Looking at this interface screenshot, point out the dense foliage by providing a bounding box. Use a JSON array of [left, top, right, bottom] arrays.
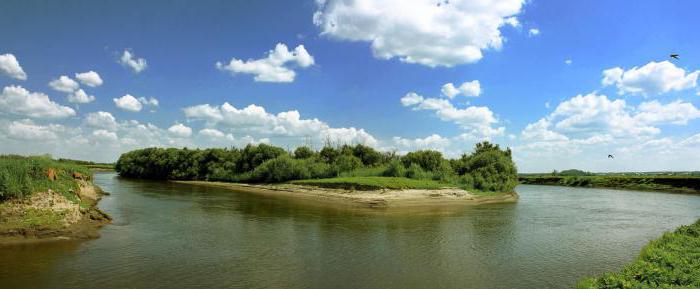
[[576, 219, 700, 288], [115, 141, 519, 192], [0, 155, 92, 201]]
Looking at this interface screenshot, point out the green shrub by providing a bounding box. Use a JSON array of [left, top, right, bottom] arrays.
[[293, 146, 315, 159], [405, 163, 429, 179], [334, 154, 362, 173], [383, 160, 406, 177], [401, 150, 445, 172]]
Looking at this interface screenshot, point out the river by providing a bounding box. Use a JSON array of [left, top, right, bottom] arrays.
[[1, 172, 699, 289]]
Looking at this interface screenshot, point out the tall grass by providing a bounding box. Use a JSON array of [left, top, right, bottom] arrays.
[[0, 155, 92, 201]]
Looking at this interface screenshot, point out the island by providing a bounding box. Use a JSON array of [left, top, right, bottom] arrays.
[[0, 155, 111, 244], [115, 141, 519, 208], [520, 169, 700, 194]]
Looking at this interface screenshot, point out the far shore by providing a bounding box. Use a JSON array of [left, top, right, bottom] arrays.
[[174, 181, 518, 209]]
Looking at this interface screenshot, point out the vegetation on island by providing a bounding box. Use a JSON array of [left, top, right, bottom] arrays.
[[519, 174, 700, 194], [576, 218, 700, 288], [115, 141, 519, 193]]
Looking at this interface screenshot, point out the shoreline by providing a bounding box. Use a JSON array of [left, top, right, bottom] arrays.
[[0, 182, 111, 246], [519, 176, 700, 194], [174, 180, 518, 209]]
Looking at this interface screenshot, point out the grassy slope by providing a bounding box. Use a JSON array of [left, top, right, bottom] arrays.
[[519, 175, 700, 194], [291, 176, 452, 190], [0, 156, 96, 235], [576, 219, 700, 288], [0, 155, 92, 201]]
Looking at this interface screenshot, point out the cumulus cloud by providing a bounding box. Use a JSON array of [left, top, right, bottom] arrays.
[[84, 111, 118, 131], [113, 94, 158, 112], [216, 43, 314, 83], [113, 94, 143, 112], [441, 80, 481, 98], [0, 85, 75, 118], [400, 92, 504, 138], [49, 75, 79, 93], [392, 134, 451, 151], [602, 61, 699, 95], [119, 50, 148, 73], [565, 59, 572, 65], [185, 102, 377, 146], [313, 0, 525, 67], [75, 71, 103, 87], [67, 89, 95, 104], [5, 119, 62, 140], [528, 28, 540, 36], [521, 93, 700, 146], [168, 123, 193, 138], [199, 128, 235, 141], [92, 129, 118, 142], [0, 53, 27, 80]]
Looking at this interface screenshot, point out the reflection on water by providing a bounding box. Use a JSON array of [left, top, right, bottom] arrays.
[[1, 173, 699, 289]]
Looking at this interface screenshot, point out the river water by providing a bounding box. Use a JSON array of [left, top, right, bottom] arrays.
[[1, 173, 699, 289]]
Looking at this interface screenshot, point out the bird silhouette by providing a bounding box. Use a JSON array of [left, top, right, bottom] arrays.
[[670, 54, 680, 60], [608, 154, 614, 159]]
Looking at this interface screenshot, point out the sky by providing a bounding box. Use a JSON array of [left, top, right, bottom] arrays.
[[1, 0, 699, 173]]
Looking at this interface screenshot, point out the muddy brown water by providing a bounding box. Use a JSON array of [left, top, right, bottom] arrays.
[[1, 172, 700, 289]]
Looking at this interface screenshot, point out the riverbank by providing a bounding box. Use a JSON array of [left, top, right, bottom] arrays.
[[0, 180, 111, 245], [518, 175, 700, 194], [576, 218, 700, 288], [175, 179, 518, 209], [0, 156, 111, 245]]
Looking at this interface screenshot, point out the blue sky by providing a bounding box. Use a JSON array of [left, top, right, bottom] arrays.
[[1, 0, 699, 172]]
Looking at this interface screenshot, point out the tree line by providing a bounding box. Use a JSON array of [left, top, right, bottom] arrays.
[[115, 141, 518, 192]]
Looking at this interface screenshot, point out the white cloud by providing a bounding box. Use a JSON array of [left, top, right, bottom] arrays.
[[0, 53, 27, 80], [49, 75, 79, 93], [75, 71, 103, 87], [168, 123, 193, 138], [199, 128, 234, 141], [84, 111, 118, 131], [441, 80, 481, 98], [520, 93, 700, 150], [216, 43, 314, 83], [119, 50, 148, 73], [0, 85, 75, 118], [5, 119, 61, 140], [602, 61, 699, 95], [137, 97, 159, 107], [565, 59, 572, 65], [528, 28, 540, 36], [185, 102, 378, 146], [400, 92, 503, 138], [67, 89, 95, 104], [392, 134, 451, 150], [113, 94, 143, 112], [113, 95, 158, 112], [92, 129, 118, 142], [313, 0, 525, 67]]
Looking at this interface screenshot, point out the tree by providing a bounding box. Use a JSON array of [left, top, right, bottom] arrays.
[[293, 146, 315, 159]]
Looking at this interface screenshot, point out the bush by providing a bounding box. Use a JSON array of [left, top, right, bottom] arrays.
[[457, 142, 518, 192], [383, 160, 406, 177], [401, 150, 445, 172], [335, 154, 362, 173], [405, 163, 429, 179], [293, 146, 315, 159]]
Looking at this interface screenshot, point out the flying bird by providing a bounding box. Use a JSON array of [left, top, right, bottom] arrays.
[[670, 54, 680, 60], [608, 154, 614, 159]]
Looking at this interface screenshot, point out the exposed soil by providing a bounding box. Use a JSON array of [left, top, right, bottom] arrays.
[[0, 182, 111, 246]]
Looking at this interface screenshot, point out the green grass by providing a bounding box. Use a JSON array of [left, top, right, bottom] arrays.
[[575, 219, 700, 288], [519, 175, 700, 194], [0, 155, 92, 201], [290, 176, 454, 190]]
